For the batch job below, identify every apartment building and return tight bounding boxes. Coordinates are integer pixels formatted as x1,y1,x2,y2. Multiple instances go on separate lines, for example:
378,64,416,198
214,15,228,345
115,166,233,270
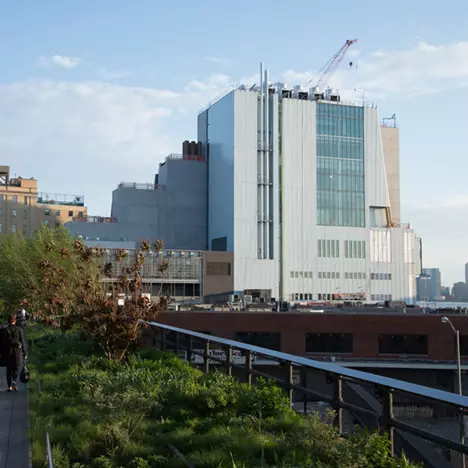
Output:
0,165,87,237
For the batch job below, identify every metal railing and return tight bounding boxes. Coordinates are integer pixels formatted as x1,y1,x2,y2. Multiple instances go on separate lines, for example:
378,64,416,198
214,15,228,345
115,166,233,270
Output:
118,182,166,190
46,432,54,468
145,321,468,467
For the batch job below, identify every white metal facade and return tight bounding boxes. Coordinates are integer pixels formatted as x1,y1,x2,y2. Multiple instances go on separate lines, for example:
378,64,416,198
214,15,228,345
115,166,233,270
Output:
199,88,420,303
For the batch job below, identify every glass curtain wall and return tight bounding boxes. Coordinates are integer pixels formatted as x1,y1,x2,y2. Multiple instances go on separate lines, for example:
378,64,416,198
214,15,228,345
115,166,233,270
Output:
316,103,365,227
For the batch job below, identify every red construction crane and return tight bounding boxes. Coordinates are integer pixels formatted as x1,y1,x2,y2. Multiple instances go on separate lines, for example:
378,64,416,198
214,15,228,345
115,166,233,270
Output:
306,38,358,89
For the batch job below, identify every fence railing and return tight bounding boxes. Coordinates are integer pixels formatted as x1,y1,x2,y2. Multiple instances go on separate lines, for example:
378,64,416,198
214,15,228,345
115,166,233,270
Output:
46,432,54,468
145,321,468,467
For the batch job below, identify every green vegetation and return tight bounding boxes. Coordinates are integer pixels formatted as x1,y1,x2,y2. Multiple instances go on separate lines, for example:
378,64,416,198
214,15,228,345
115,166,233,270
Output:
0,226,420,466
0,226,168,360
29,329,419,468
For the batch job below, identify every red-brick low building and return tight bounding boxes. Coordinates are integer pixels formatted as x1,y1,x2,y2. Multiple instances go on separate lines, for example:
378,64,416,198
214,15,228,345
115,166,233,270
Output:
157,310,468,362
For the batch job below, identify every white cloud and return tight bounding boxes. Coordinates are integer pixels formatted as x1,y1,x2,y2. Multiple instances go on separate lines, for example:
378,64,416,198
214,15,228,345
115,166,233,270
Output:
0,76,232,216
416,194,468,210
282,40,468,100
39,55,82,69
204,56,231,66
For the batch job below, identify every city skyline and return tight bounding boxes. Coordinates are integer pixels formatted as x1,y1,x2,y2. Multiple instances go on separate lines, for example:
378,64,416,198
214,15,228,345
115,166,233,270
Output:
1,0,468,284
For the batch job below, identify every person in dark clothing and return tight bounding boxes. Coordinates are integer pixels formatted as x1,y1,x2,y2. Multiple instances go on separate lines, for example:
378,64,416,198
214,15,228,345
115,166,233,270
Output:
4,314,26,392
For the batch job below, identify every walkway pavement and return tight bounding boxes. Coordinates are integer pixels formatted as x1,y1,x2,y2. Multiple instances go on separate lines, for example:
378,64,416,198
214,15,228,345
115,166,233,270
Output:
0,370,31,468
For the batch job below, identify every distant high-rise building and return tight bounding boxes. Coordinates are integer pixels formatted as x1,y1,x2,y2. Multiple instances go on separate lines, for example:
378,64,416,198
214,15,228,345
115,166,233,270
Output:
465,262,468,285
453,282,468,301
416,268,441,301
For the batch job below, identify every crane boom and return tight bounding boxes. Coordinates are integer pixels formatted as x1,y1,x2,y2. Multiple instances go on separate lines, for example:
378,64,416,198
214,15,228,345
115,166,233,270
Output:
306,38,358,89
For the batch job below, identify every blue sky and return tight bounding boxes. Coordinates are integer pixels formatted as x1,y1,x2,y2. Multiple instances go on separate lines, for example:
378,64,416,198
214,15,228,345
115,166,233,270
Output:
1,0,468,285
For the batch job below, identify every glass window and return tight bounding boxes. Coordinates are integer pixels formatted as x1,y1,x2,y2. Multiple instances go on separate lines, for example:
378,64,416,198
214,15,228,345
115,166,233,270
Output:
12,195,17,203
68,210,74,217
55,210,60,216
11,209,16,217
0,223,2,232
378,335,428,355
44,220,49,226
306,333,353,353
44,209,50,216
235,332,281,351
11,224,17,233
0,208,2,216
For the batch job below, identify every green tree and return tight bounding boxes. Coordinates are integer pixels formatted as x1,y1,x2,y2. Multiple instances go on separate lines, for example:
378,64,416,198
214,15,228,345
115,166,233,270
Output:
0,225,169,360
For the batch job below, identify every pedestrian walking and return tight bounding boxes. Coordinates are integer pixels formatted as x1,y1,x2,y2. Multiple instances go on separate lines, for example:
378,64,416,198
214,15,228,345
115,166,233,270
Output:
4,313,27,392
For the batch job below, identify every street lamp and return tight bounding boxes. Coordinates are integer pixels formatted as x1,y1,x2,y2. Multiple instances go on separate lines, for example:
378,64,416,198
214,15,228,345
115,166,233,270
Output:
442,316,462,395
442,316,465,468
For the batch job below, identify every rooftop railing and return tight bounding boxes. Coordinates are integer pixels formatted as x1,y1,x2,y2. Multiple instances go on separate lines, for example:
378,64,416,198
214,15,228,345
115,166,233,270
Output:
145,321,468,467
37,192,85,207
71,215,117,223
117,182,166,190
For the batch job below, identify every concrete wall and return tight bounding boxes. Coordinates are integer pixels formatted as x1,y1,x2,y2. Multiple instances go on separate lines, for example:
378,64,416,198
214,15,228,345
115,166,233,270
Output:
202,251,234,297
281,98,317,302
67,158,207,250
381,127,401,225
232,90,280,297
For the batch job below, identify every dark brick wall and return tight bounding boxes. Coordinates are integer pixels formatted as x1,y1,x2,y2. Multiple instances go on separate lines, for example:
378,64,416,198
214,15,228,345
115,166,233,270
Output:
155,312,468,361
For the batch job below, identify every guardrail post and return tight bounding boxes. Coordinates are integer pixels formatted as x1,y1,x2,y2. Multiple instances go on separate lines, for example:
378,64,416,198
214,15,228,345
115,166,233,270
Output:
187,336,193,365
225,346,233,376
247,351,253,386
175,332,180,354
160,329,166,351
380,388,395,456
459,408,466,468
334,375,343,434
302,369,308,415
287,362,293,409
203,341,210,374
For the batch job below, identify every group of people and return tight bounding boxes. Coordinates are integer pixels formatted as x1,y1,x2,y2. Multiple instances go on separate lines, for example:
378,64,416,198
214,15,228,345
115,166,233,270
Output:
0,311,27,392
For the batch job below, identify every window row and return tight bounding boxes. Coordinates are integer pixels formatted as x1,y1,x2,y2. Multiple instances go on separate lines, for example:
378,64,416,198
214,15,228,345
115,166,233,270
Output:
317,156,364,175
317,102,364,120
317,135,363,160
227,332,431,356
0,220,61,234
318,239,367,258
344,240,366,258
291,293,365,301
370,273,392,280
206,262,231,276
45,208,83,217
0,195,31,204
317,271,340,279
317,208,366,228
371,294,392,301
317,239,340,257
317,104,364,139
317,173,365,192
344,272,366,280
305,333,428,355
292,293,314,301
0,208,27,218
290,271,313,279
0,207,83,218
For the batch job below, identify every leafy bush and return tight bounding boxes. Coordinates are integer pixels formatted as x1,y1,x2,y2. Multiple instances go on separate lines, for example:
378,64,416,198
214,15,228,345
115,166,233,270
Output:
29,329,420,468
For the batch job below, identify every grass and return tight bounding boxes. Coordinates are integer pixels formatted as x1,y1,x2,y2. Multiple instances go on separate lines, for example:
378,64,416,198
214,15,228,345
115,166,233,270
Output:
28,326,420,468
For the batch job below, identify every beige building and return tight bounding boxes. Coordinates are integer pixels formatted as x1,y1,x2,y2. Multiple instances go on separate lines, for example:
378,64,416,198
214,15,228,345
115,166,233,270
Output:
0,165,87,238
